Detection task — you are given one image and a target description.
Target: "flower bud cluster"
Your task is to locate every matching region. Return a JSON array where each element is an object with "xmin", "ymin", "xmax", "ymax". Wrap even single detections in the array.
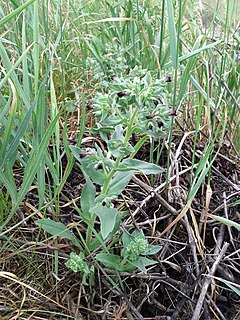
[
  {"xmin": 126, "ymin": 237, "xmax": 149, "ymax": 261},
  {"xmin": 65, "ymin": 252, "xmax": 87, "ymax": 273}
]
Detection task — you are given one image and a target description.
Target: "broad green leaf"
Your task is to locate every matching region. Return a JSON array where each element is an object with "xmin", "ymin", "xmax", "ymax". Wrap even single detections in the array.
[
  {"xmin": 82, "ymin": 165, "xmax": 105, "ymax": 186},
  {"xmin": 68, "ymin": 145, "xmax": 82, "ymax": 163},
  {"xmin": 121, "ymin": 229, "xmax": 134, "ymax": 248},
  {"xmin": 69, "ymin": 145, "xmax": 105, "ymax": 185},
  {"xmin": 121, "ymin": 263, "xmax": 137, "ymax": 272},
  {"xmin": 81, "ymin": 174, "xmax": 96, "ymax": 217},
  {"xmin": 112, "ymin": 124, "xmax": 124, "ymax": 141},
  {"xmin": 131, "ymin": 229, "xmax": 145, "ymax": 238},
  {"xmin": 129, "ymin": 256, "xmax": 158, "ymax": 273},
  {"xmin": 35, "ymin": 218, "xmax": 81, "ymax": 248},
  {"xmin": 146, "ymin": 245, "xmax": 162, "ymax": 255},
  {"xmin": 108, "ymin": 171, "xmax": 134, "ymax": 197},
  {"xmin": 119, "ymin": 159, "xmax": 164, "ymax": 175},
  {"xmin": 95, "ymin": 253, "xmax": 122, "ymax": 270},
  {"xmin": 101, "ymin": 116, "xmax": 123, "ymax": 126},
  {"xmin": 89, "ymin": 204, "xmax": 119, "ymax": 239}
]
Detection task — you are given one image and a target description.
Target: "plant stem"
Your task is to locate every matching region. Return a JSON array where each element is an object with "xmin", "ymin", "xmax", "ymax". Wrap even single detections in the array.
[
  {"xmin": 124, "ymin": 106, "xmax": 138, "ymax": 143},
  {"xmin": 85, "ymin": 214, "xmax": 96, "ymax": 248},
  {"xmin": 101, "ymin": 157, "xmax": 121, "ymax": 195},
  {"xmin": 101, "ymin": 106, "xmax": 138, "ymax": 196}
]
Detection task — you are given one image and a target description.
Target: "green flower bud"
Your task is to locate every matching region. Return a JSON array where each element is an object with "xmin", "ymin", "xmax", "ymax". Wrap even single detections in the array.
[
  {"xmin": 126, "ymin": 237, "xmax": 149, "ymax": 261},
  {"xmin": 65, "ymin": 252, "xmax": 88, "ymax": 273}
]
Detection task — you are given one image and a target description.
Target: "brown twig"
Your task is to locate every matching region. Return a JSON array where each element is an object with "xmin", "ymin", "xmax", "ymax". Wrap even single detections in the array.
[
  {"xmin": 191, "ymin": 242, "xmax": 229, "ymax": 320},
  {"xmin": 131, "ymin": 176, "xmax": 179, "ymax": 215},
  {"xmin": 102, "ymin": 278, "xmax": 145, "ymax": 320}
]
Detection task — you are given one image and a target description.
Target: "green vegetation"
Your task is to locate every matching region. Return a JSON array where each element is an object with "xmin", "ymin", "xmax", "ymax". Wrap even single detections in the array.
[{"xmin": 0, "ymin": 0, "xmax": 239, "ymax": 319}]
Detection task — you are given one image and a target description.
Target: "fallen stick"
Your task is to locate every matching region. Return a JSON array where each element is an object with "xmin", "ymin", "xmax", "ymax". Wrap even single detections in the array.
[{"xmin": 191, "ymin": 242, "xmax": 229, "ymax": 320}]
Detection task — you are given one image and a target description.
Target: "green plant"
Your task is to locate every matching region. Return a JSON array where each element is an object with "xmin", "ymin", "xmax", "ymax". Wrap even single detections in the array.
[
  {"xmin": 91, "ymin": 67, "xmax": 172, "ymax": 139},
  {"xmin": 95, "ymin": 229, "xmax": 162, "ymax": 273},
  {"xmin": 67, "ymin": 68, "xmax": 170, "ymax": 238},
  {"xmin": 36, "ymin": 57, "xmax": 169, "ymax": 278},
  {"xmin": 1, "ymin": 0, "xmax": 239, "ymax": 318},
  {"xmin": 65, "ymin": 252, "xmax": 94, "ymax": 285}
]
